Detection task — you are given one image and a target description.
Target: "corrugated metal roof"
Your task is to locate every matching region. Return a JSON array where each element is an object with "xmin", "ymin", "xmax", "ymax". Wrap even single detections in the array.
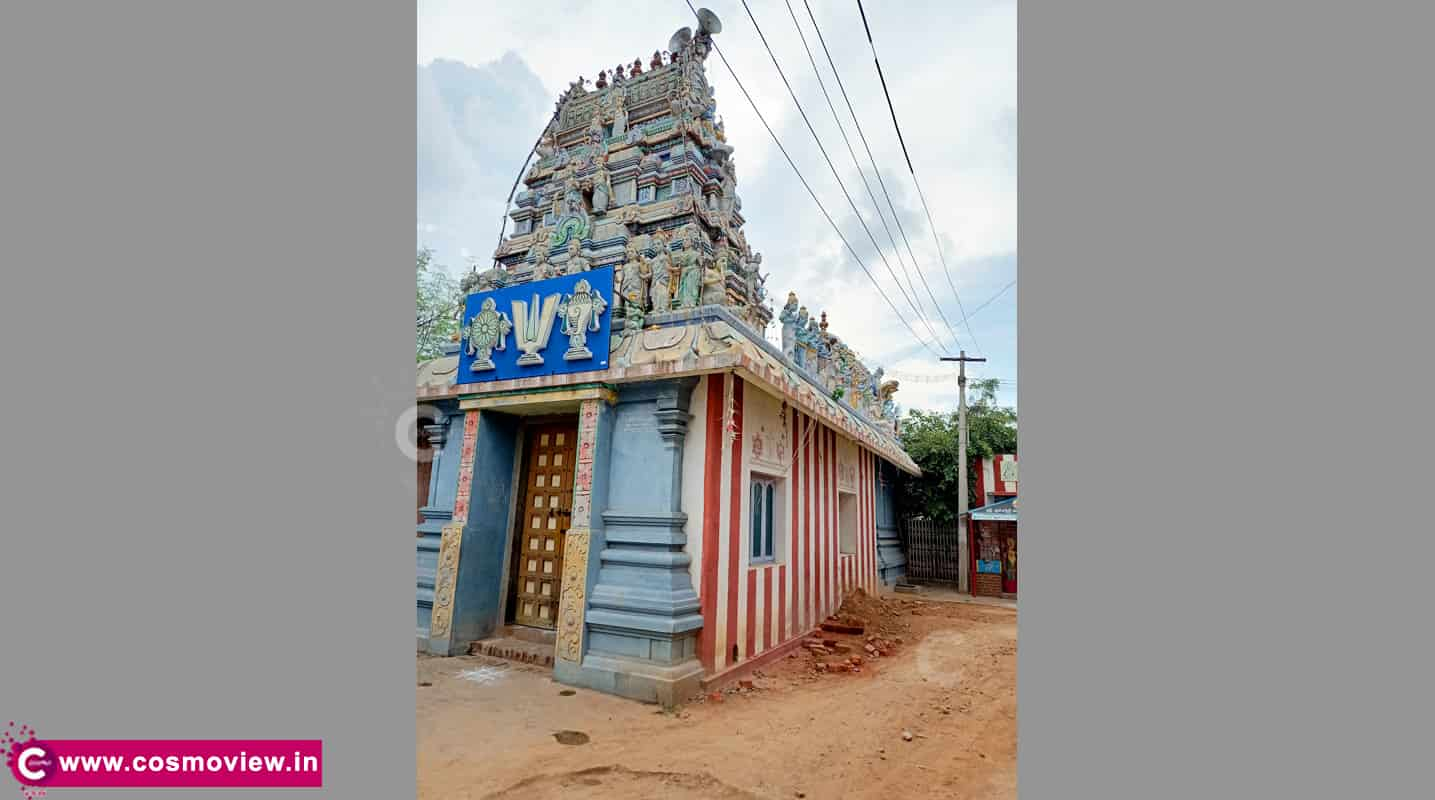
[{"xmin": 965, "ymin": 495, "xmax": 1018, "ymax": 521}]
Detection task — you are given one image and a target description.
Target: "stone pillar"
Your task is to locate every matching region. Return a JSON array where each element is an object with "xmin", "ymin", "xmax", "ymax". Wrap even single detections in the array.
[
  {"xmin": 554, "ymin": 397, "xmax": 611, "ymax": 667},
  {"xmin": 571, "ymin": 378, "xmax": 704, "ymax": 706},
  {"xmin": 417, "ymin": 407, "xmax": 462, "ymax": 643},
  {"xmin": 425, "ymin": 410, "xmax": 478, "ymax": 654}
]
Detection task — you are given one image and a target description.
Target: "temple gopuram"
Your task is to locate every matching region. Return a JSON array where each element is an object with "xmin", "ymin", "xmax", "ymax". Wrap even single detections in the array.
[{"xmin": 416, "ymin": 11, "xmax": 918, "ymax": 706}]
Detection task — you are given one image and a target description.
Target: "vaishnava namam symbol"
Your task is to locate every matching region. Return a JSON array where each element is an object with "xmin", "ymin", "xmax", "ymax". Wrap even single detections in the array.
[
  {"xmin": 512, "ymin": 291, "xmax": 562, "ymax": 366},
  {"xmin": 556, "ymin": 278, "xmax": 608, "ymax": 361},
  {"xmin": 464, "ymin": 296, "xmax": 513, "ymax": 372}
]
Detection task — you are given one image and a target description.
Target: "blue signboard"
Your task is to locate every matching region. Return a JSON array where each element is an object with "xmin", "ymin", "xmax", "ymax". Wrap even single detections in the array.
[
  {"xmin": 977, "ymin": 560, "xmax": 1003, "ymax": 574},
  {"xmin": 456, "ymin": 266, "xmax": 614, "ymax": 384}
]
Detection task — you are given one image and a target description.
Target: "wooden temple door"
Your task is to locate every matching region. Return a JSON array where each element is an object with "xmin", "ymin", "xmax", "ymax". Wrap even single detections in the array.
[{"xmin": 512, "ymin": 421, "xmax": 578, "ymax": 629}]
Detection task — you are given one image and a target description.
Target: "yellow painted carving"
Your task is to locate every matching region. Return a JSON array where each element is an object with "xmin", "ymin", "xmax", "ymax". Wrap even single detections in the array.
[
  {"xmin": 428, "ymin": 522, "xmax": 464, "ymax": 639},
  {"xmin": 556, "ymin": 527, "xmax": 591, "ymax": 663}
]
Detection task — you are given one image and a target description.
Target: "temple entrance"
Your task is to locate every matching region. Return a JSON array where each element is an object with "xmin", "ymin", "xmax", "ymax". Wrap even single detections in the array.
[{"xmin": 509, "ymin": 419, "xmax": 579, "ymax": 629}]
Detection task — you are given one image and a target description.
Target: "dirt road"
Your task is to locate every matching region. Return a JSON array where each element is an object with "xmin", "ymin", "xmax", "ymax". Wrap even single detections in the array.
[{"xmin": 417, "ymin": 593, "xmax": 1015, "ymax": 799}]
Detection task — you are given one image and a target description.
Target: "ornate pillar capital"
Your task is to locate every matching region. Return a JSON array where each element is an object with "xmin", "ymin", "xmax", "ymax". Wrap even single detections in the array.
[{"xmin": 654, "ymin": 377, "xmax": 698, "ymax": 445}]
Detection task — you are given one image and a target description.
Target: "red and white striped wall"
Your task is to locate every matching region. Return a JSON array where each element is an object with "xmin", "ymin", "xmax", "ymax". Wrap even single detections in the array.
[
  {"xmin": 696, "ymin": 372, "xmax": 885, "ymax": 676},
  {"xmin": 974, "ymin": 454, "xmax": 1018, "ymax": 506}
]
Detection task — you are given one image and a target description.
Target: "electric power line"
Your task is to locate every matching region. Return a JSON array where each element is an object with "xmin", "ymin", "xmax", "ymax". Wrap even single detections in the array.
[
  {"xmin": 951, "ymin": 278, "xmax": 1015, "ymax": 335},
  {"xmin": 733, "ymin": 0, "xmax": 951, "ymax": 356},
  {"xmin": 780, "ymin": 0, "xmax": 953, "ymax": 353},
  {"xmin": 858, "ymin": 277, "xmax": 1015, "ymax": 367},
  {"xmin": 680, "ymin": 0, "xmax": 946, "ymax": 359},
  {"xmin": 799, "ymin": 0, "xmax": 966, "ymax": 354},
  {"xmin": 855, "ymin": 0, "xmax": 981, "ymax": 354}
]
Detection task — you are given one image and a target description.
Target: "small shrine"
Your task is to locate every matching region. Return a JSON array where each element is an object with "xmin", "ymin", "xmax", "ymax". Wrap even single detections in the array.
[{"xmin": 419, "ymin": 10, "xmax": 917, "ymax": 708}]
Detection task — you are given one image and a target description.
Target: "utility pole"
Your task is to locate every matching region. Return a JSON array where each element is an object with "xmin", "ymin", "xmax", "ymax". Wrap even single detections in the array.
[{"xmin": 941, "ymin": 350, "xmax": 986, "ymax": 593}]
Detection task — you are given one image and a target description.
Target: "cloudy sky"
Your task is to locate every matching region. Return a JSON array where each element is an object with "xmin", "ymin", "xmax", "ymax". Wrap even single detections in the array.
[{"xmin": 417, "ymin": 0, "xmax": 1016, "ymax": 412}]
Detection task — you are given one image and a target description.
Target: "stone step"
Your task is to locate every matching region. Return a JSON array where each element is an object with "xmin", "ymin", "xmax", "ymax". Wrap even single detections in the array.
[
  {"xmin": 497, "ymin": 625, "xmax": 557, "ymax": 646},
  {"xmin": 468, "ymin": 637, "xmax": 555, "ymax": 668}
]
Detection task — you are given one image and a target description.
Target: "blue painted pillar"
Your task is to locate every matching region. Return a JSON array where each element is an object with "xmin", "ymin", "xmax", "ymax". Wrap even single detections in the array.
[
  {"xmin": 425, "ymin": 409, "xmax": 521, "ymax": 656},
  {"xmin": 875, "ymin": 459, "xmax": 907, "ymax": 585},
  {"xmin": 417, "ymin": 401, "xmax": 462, "ymax": 637},
  {"xmin": 572, "ymin": 378, "xmax": 704, "ymax": 706}
]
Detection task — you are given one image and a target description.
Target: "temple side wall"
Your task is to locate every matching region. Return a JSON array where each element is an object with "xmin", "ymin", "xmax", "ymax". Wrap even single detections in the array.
[
  {"xmin": 697, "ymin": 374, "xmax": 887, "ymax": 680},
  {"xmin": 679, "ymin": 375, "xmax": 709, "ymax": 594}
]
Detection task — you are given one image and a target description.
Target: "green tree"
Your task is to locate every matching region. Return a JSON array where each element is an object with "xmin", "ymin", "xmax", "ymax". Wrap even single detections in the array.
[
  {"xmin": 417, "ymin": 248, "xmax": 462, "ymax": 362},
  {"xmin": 897, "ymin": 378, "xmax": 1017, "ymax": 522}
]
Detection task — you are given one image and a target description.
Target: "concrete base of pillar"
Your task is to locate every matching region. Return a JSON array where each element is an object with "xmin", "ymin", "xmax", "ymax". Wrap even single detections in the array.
[{"xmin": 556, "ymin": 653, "xmax": 705, "ymax": 708}]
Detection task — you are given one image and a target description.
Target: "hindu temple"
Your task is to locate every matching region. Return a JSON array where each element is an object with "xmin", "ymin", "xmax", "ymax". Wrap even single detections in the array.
[{"xmin": 416, "ymin": 10, "xmax": 919, "ymax": 706}]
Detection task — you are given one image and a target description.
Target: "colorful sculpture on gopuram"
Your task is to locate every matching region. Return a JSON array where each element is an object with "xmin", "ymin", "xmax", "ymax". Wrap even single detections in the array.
[{"xmin": 465, "ymin": 6, "xmax": 903, "ymax": 433}]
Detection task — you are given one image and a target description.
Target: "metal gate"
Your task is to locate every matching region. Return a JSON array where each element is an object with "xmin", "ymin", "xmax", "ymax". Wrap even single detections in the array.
[{"xmin": 903, "ymin": 517, "xmax": 966, "ymax": 585}]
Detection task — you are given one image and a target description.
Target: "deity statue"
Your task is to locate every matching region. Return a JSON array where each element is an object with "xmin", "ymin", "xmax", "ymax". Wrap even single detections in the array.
[
  {"xmin": 701, "ymin": 256, "xmax": 726, "ymax": 306},
  {"xmin": 793, "ymin": 305, "xmax": 812, "ymax": 367},
  {"xmin": 648, "ymin": 231, "xmax": 673, "ymax": 313},
  {"xmin": 561, "ymin": 169, "xmax": 584, "ymax": 218},
  {"xmin": 808, "ymin": 317, "xmax": 827, "ymax": 370},
  {"xmin": 563, "ymin": 238, "xmax": 591, "ymax": 275},
  {"xmin": 531, "ymin": 244, "xmax": 557, "ymax": 280},
  {"xmin": 651, "ymin": 50, "xmax": 663, "ymax": 70},
  {"xmin": 476, "ymin": 264, "xmax": 511, "ymax": 293},
  {"xmin": 619, "ymin": 237, "xmax": 651, "ymax": 324},
  {"xmin": 879, "ymin": 380, "xmax": 901, "ymax": 420},
  {"xmin": 675, "ymin": 248, "xmax": 702, "ymax": 310},
  {"xmin": 611, "ymin": 93, "xmax": 628, "ymax": 137},
  {"xmin": 719, "ymin": 159, "xmax": 737, "ymax": 220},
  {"xmin": 587, "ymin": 107, "xmax": 604, "ymax": 146},
  {"xmin": 743, "ymin": 251, "xmax": 764, "ymax": 303},
  {"xmin": 591, "ymin": 162, "xmax": 612, "ymax": 215},
  {"xmin": 779, "ymin": 292, "xmax": 800, "ymax": 356}
]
